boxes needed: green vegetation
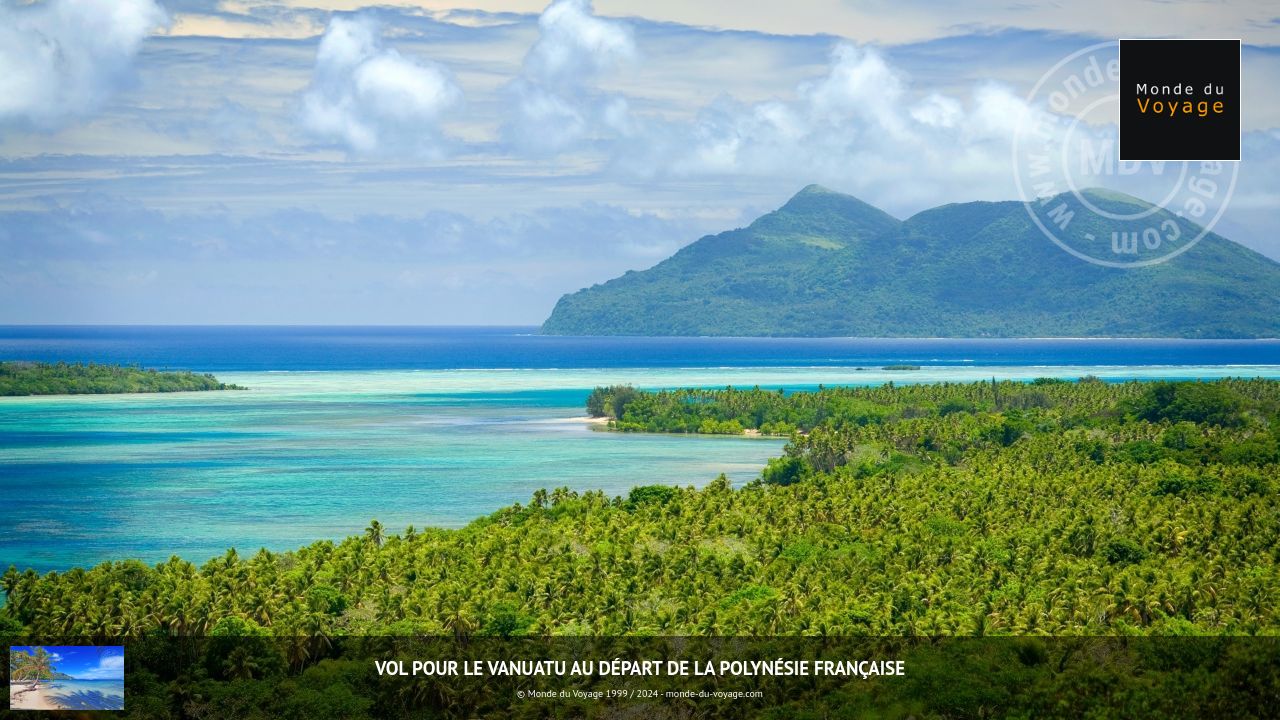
[9,647,71,685]
[585,384,639,419]
[4,378,1279,641]
[541,185,1280,337]
[0,361,245,396]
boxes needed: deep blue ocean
[4,325,1280,370]
[3,326,1280,574]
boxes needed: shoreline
[557,415,610,425]
[571,415,780,438]
[9,684,63,711]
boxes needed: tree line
[0,361,244,396]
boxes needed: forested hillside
[542,186,1280,337]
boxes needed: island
[0,361,246,396]
[541,185,1280,337]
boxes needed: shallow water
[28,679,125,711]
[0,372,788,572]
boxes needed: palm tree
[13,646,55,689]
[222,646,263,680]
[9,651,29,685]
[365,520,385,548]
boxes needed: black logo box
[1119,39,1241,162]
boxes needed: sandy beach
[550,415,610,426]
[9,683,64,710]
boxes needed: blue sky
[2,0,1279,324]
[10,646,125,681]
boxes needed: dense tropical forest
[2,377,1278,717]
[0,361,244,396]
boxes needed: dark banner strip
[5,636,1279,718]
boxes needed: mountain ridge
[541,186,1280,338]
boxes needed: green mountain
[541,185,1280,338]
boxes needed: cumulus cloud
[0,0,167,128]
[523,0,635,85]
[77,653,124,681]
[299,15,462,157]
[497,32,1051,210]
[504,0,636,154]
[616,43,1039,209]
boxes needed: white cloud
[593,42,1036,211]
[504,0,636,153]
[0,0,167,128]
[802,45,907,137]
[299,15,462,156]
[76,653,124,681]
[524,0,635,86]
[910,94,962,129]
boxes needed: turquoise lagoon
[5,363,1280,573]
[2,369,786,572]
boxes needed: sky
[10,646,125,681]
[1,0,1279,324]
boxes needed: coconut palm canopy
[10,646,56,686]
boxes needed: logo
[1012,41,1239,268]
[1119,39,1241,161]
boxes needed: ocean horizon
[5,325,1280,371]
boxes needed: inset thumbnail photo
[8,646,124,711]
